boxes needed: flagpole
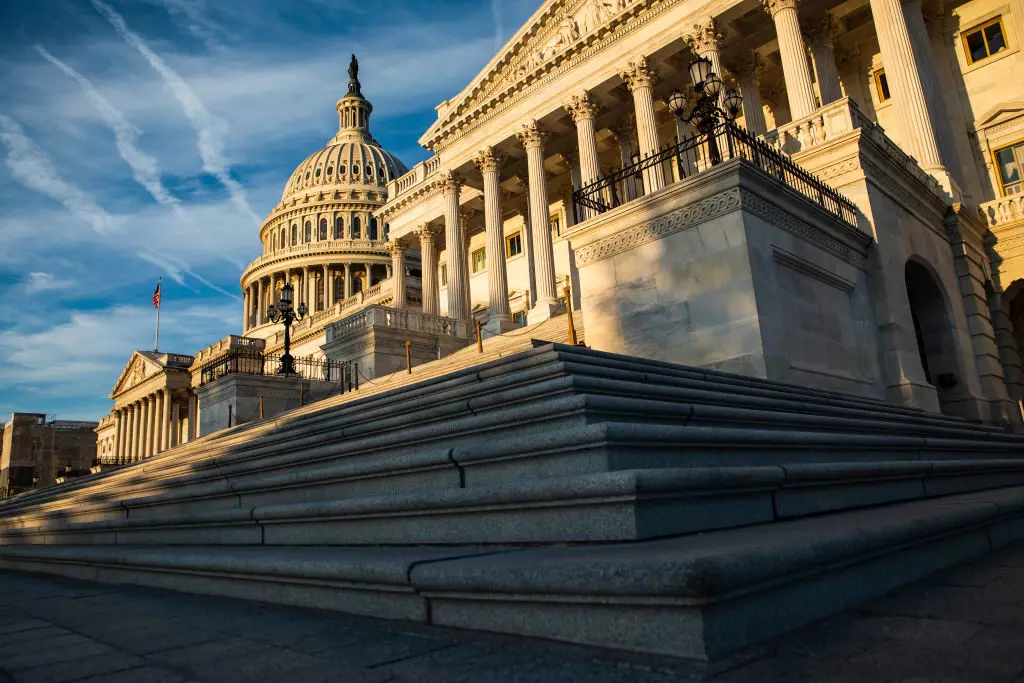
[155,277,162,352]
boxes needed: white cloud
[36,45,184,218]
[0,113,118,236]
[91,0,261,224]
[23,272,74,294]
[148,0,231,52]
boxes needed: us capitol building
[96,0,1024,463]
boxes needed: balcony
[980,194,1024,230]
[387,155,442,200]
[243,238,391,278]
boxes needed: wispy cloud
[23,272,74,294]
[138,250,240,300]
[490,0,504,51]
[35,45,184,217]
[0,114,117,236]
[91,0,260,225]
[149,0,230,52]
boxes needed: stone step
[0,484,1021,660]
[3,458,1024,548]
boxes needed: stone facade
[1,414,97,496]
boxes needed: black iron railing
[572,122,858,227]
[199,350,351,388]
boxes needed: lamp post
[266,282,308,375]
[667,57,743,166]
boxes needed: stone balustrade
[980,195,1024,229]
[325,304,468,344]
[387,155,442,199]
[261,278,396,347]
[242,239,389,277]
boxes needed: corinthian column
[474,148,513,331]
[687,18,725,102]
[763,0,817,119]
[619,57,664,193]
[804,13,843,105]
[415,225,440,316]
[440,171,470,322]
[386,240,407,309]
[564,91,601,189]
[516,122,560,322]
[160,388,171,453]
[733,53,768,135]
[256,279,265,326]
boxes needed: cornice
[376,177,445,221]
[424,0,679,152]
[241,244,391,284]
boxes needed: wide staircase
[1,315,1024,660]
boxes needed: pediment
[422,0,646,148]
[975,101,1024,135]
[110,352,163,398]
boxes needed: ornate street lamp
[266,282,307,375]
[667,57,743,166]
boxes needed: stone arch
[905,258,969,417]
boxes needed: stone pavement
[0,543,1022,683]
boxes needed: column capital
[619,56,656,92]
[414,224,439,243]
[801,12,836,46]
[384,238,407,256]
[763,0,799,17]
[438,170,462,196]
[685,18,723,55]
[516,120,548,150]
[563,90,599,123]
[729,51,764,82]
[472,147,502,173]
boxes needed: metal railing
[198,350,348,387]
[572,122,858,228]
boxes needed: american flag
[152,280,162,309]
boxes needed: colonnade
[111,391,195,464]
[243,262,389,332]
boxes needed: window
[874,69,891,102]
[513,311,527,326]
[963,17,1007,65]
[506,232,523,258]
[279,227,285,248]
[315,168,321,178]
[291,224,298,246]
[994,140,1024,195]
[304,221,312,242]
[440,264,448,287]
[472,247,486,273]
[319,218,328,240]
[550,215,562,238]
[369,217,378,240]
[340,165,347,175]
[327,166,333,176]
[383,223,390,240]
[352,216,361,238]
[334,217,344,239]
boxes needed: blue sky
[0,0,538,421]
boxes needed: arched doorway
[905,259,964,416]
[1008,281,1024,359]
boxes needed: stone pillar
[242,287,250,332]
[301,267,310,311]
[256,279,265,326]
[114,410,123,464]
[564,91,601,191]
[516,122,559,321]
[612,119,640,201]
[474,148,513,330]
[160,389,171,453]
[763,0,818,120]
[619,57,664,193]
[440,171,470,321]
[187,394,197,442]
[902,0,962,188]
[734,54,768,135]
[146,395,156,458]
[170,401,180,449]
[344,263,352,299]
[804,14,843,105]
[387,240,407,309]
[136,400,146,461]
[324,265,334,308]
[416,225,440,316]
[687,18,725,103]
[867,0,945,175]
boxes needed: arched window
[304,221,312,242]
[352,216,362,239]
[280,228,286,249]
[383,223,390,241]
[369,216,378,241]
[291,224,298,246]
[334,217,344,239]
[319,218,328,240]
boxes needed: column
[387,240,407,309]
[303,266,312,313]
[612,119,640,201]
[416,225,440,316]
[763,0,818,120]
[734,54,768,135]
[474,148,513,326]
[516,122,559,320]
[440,171,470,321]
[256,278,265,326]
[114,410,124,464]
[187,394,197,442]
[132,401,142,462]
[160,389,171,453]
[804,14,843,105]
[171,401,180,449]
[902,0,962,186]
[242,287,251,332]
[619,58,664,193]
[344,263,352,299]
[325,265,335,307]
[146,395,157,458]
[687,19,725,102]
[126,405,136,462]
[564,91,601,192]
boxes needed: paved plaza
[0,543,1021,682]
